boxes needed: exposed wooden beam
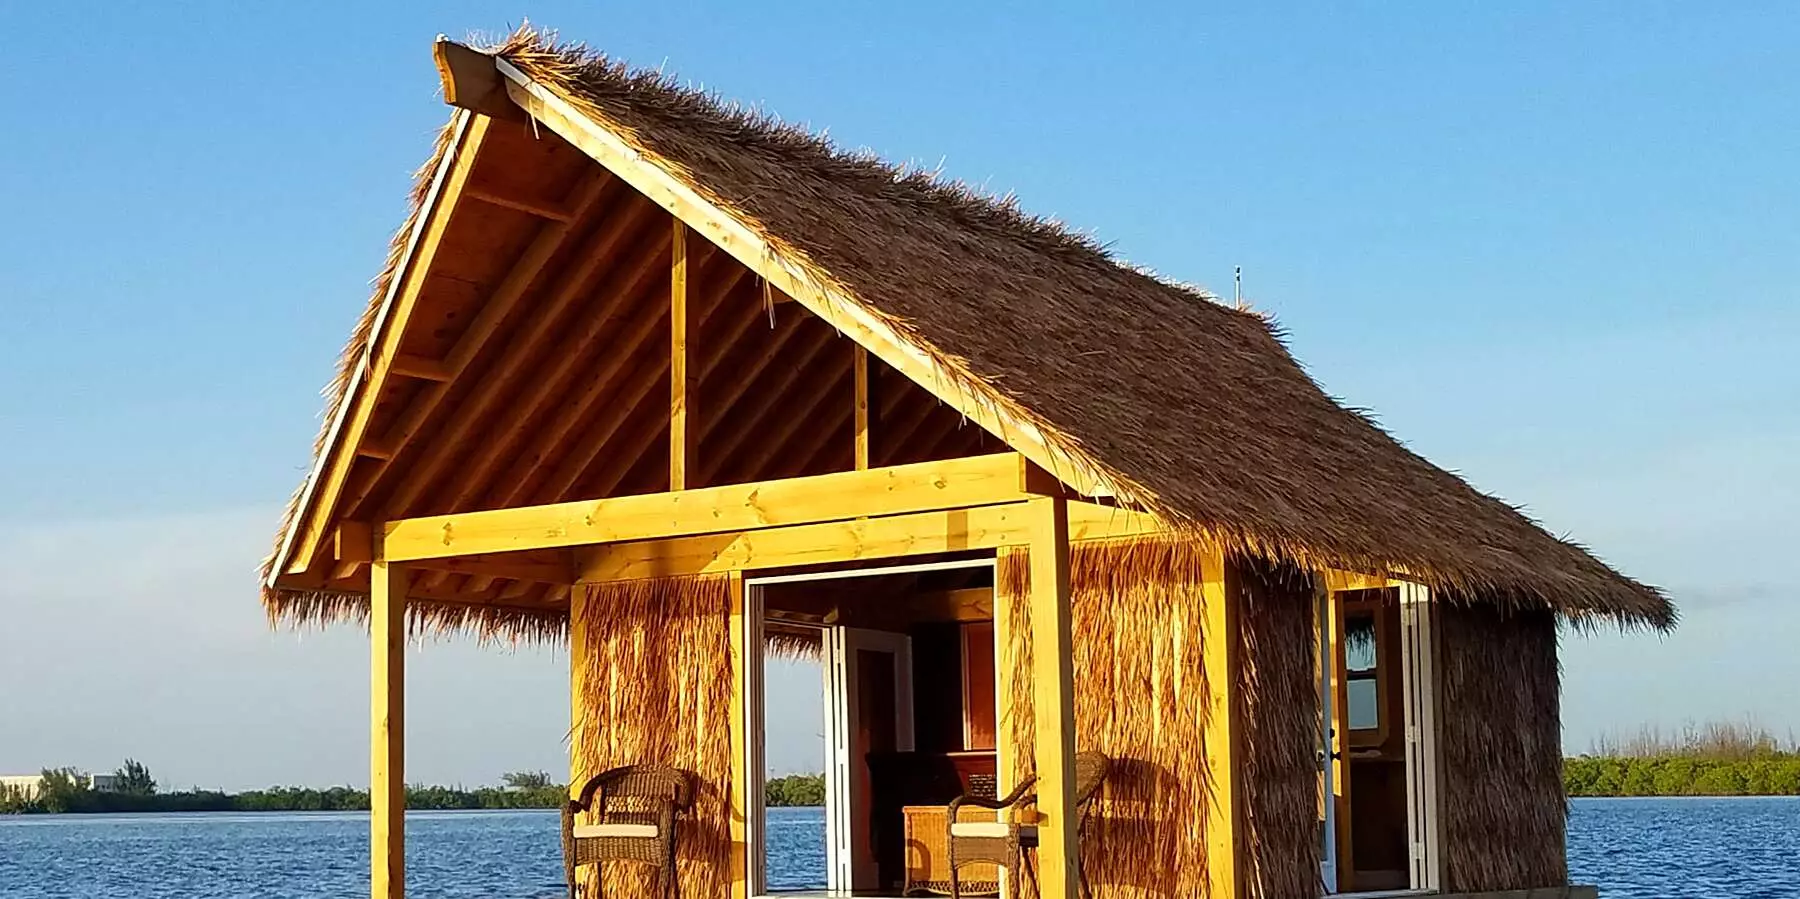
[1205,554,1244,899]
[279,112,489,577]
[697,323,841,485]
[722,341,854,483]
[527,253,745,505]
[725,571,751,899]
[370,559,406,899]
[462,185,574,222]
[311,171,615,567]
[372,177,633,522]
[335,521,375,564]
[576,500,1162,582]
[434,39,530,122]
[389,354,454,382]
[383,453,1029,562]
[400,552,574,585]
[490,53,1118,500]
[451,213,695,515]
[854,347,871,470]
[670,219,696,490]
[1028,496,1078,899]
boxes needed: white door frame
[1316,585,1340,893]
[824,626,915,890]
[1322,581,1444,898]
[742,557,993,898]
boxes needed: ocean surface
[0,798,1794,897]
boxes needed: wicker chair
[946,751,1110,899]
[562,765,692,899]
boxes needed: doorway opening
[746,558,999,897]
[1319,582,1442,895]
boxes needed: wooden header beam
[577,500,1161,582]
[381,453,1036,563]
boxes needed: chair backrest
[1072,751,1110,807]
[576,765,692,820]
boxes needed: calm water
[1,798,1794,897]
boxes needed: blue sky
[1,2,1795,789]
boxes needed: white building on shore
[0,772,121,800]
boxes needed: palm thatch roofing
[262,26,1672,633]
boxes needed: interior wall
[1437,602,1568,891]
[571,575,735,897]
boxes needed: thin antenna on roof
[1234,266,1243,308]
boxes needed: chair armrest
[948,775,1037,818]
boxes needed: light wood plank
[401,552,574,585]
[671,219,696,490]
[1204,554,1243,899]
[854,346,870,470]
[726,571,749,899]
[389,353,454,382]
[371,175,631,519]
[490,56,1116,500]
[576,500,1161,583]
[463,185,574,222]
[370,559,406,899]
[1027,496,1078,899]
[279,112,488,576]
[383,453,1027,562]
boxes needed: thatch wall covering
[998,539,1208,897]
[1231,558,1323,898]
[1437,603,1567,891]
[571,575,735,897]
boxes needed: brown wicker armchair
[562,765,692,899]
[946,751,1109,899]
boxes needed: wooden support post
[726,571,750,899]
[1204,556,1243,899]
[670,218,696,491]
[1028,496,1078,898]
[370,558,406,899]
[853,346,870,470]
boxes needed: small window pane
[1348,678,1380,731]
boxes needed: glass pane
[1345,614,1378,672]
[1348,678,1380,731]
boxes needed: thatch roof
[263,26,1671,632]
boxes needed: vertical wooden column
[670,218,696,490]
[1204,556,1244,899]
[370,557,406,899]
[1028,496,1078,898]
[726,572,750,899]
[853,347,871,469]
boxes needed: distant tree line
[765,773,824,807]
[0,764,567,815]
[1566,718,1800,797]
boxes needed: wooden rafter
[381,453,1032,562]
[298,169,615,575]
[535,252,745,502]
[277,112,489,579]
[697,322,842,485]
[374,183,649,519]
[484,53,1117,499]
[471,224,704,512]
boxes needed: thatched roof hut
[264,26,1658,899]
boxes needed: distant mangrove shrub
[1568,718,1800,797]
[765,773,825,807]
